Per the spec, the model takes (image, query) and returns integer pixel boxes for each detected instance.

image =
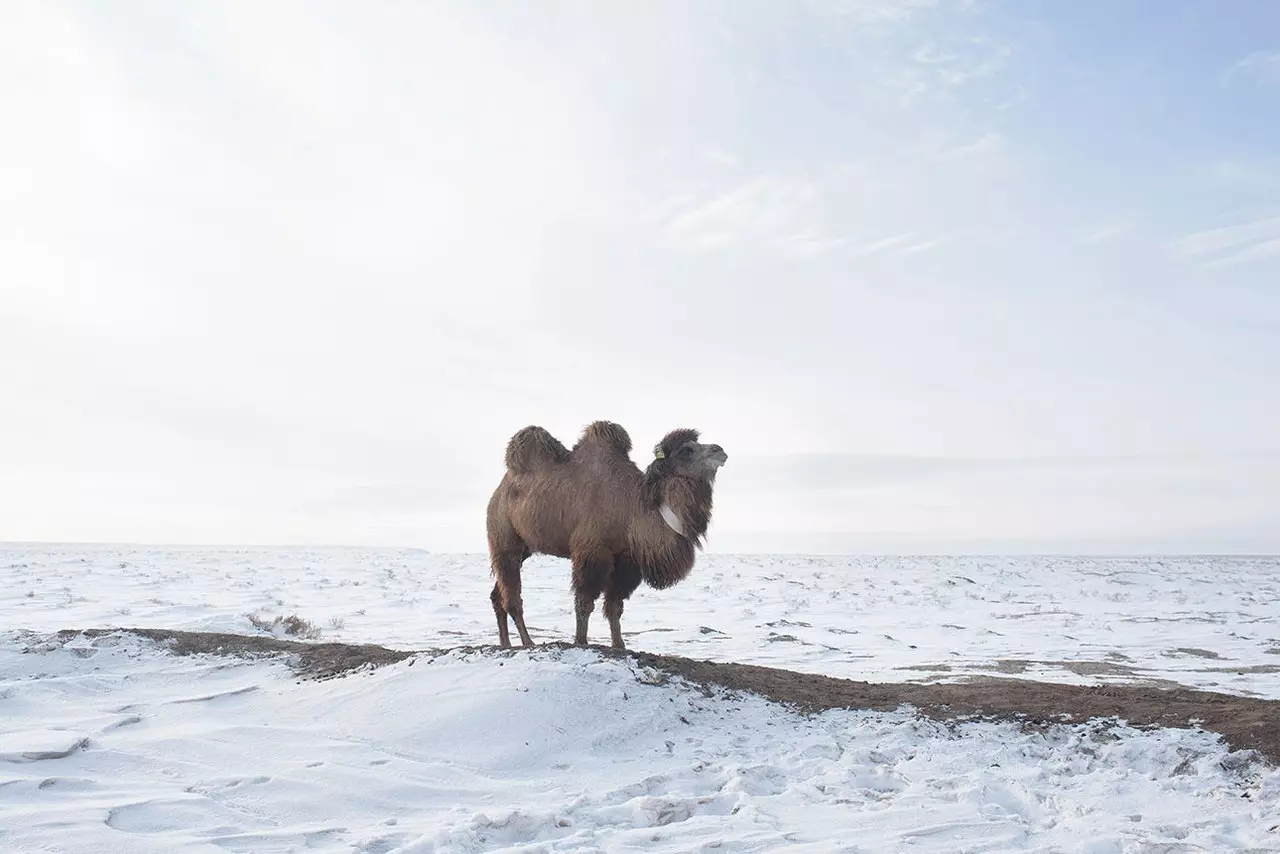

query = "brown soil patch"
[618,647,1280,764]
[50,628,1280,764]
[55,627,413,680]
[1166,647,1223,660]
[892,658,1186,689]
[1199,664,1280,675]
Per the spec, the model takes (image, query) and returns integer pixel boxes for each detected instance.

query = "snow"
[3,546,1280,852]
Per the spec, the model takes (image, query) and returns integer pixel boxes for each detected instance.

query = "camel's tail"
[504,426,571,474]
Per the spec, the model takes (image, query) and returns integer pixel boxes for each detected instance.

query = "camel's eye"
[679,446,694,457]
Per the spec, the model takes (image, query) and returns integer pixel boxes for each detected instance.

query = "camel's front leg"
[570,548,611,646]
[603,598,625,649]
[603,559,642,651]
[573,593,595,646]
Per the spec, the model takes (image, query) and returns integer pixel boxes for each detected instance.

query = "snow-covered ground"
[3,546,1280,852]
[5,546,1279,696]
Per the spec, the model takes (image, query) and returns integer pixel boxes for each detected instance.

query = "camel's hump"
[504,426,571,474]
[574,420,633,456]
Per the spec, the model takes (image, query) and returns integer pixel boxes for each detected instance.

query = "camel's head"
[650,428,728,482]
[639,428,727,553]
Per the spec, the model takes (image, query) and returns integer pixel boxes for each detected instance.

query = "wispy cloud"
[809,0,1015,111]
[662,175,847,259]
[736,449,1280,491]
[1211,237,1280,266]
[912,42,959,65]
[701,147,741,168]
[1202,159,1280,198]
[773,232,851,259]
[897,236,948,255]
[935,44,1012,89]
[1171,215,1280,267]
[914,129,1014,180]
[823,0,942,26]
[889,37,1013,107]
[939,131,1005,159]
[1224,51,1280,88]
[989,84,1029,112]
[1075,216,1139,246]
[660,161,963,262]
[843,232,949,258]
[846,233,919,257]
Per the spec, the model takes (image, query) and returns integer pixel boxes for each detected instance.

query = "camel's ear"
[640,459,666,506]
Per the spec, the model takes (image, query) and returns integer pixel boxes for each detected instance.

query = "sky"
[3,0,1279,554]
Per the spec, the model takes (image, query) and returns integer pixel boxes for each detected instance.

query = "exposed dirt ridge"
[50,627,1280,764]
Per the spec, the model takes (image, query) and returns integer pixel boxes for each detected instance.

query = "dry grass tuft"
[246,612,322,640]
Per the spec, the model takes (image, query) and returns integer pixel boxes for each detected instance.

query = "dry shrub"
[246,612,322,640]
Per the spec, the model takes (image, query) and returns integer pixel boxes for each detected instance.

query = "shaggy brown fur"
[486,420,728,649]
[503,425,572,474]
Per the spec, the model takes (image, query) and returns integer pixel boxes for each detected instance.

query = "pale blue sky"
[2,1,1277,552]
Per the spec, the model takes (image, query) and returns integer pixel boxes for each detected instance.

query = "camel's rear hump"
[504,426,571,475]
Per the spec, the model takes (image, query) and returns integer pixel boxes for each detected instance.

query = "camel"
[485,420,728,650]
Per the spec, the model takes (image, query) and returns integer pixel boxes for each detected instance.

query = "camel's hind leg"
[491,550,533,648]
[490,582,511,648]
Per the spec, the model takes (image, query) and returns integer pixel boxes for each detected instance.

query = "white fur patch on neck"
[659,502,685,537]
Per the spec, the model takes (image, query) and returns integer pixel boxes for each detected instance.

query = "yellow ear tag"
[654,448,665,459]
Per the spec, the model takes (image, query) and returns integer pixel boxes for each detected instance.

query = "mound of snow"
[0,729,91,763]
[0,632,1277,853]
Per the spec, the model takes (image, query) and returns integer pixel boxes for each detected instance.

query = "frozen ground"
[2,546,1280,852]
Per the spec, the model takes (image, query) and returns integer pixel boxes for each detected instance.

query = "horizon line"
[1,540,1277,560]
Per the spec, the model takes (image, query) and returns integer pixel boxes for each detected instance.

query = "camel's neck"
[653,476,713,543]
[658,502,686,536]
[627,476,714,590]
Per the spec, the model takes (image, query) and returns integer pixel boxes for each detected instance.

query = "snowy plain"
[2,545,1279,852]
